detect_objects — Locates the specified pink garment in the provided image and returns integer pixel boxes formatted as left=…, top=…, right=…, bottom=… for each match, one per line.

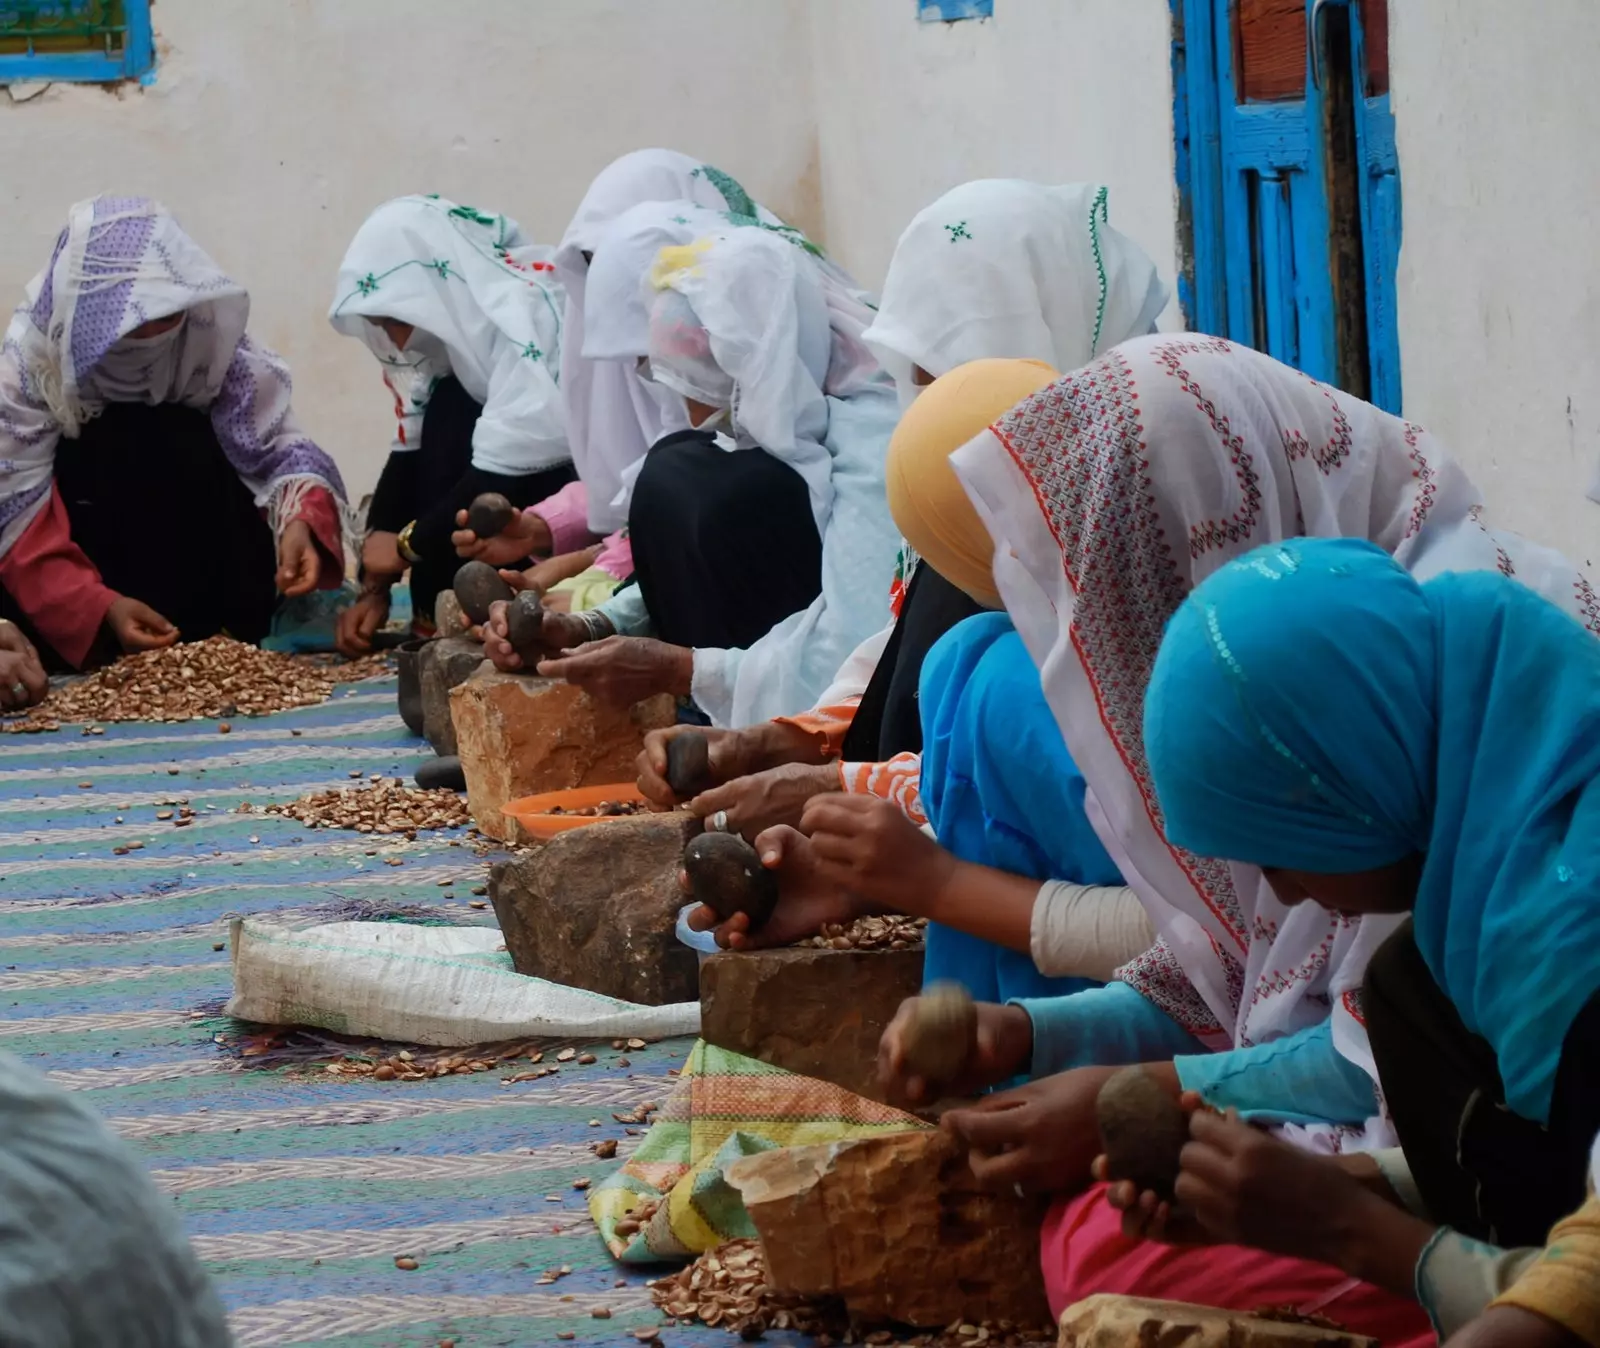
left=0, top=484, right=117, bottom=668
left=1042, top=1185, right=1432, bottom=1347
left=526, top=481, right=632, bottom=579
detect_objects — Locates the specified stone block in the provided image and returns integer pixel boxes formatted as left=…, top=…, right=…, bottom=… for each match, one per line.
left=449, top=668, right=673, bottom=840
left=418, top=637, right=488, bottom=755
left=1058, top=1296, right=1377, bottom=1348
left=489, top=811, right=698, bottom=1005
left=699, top=946, right=924, bottom=1104
left=725, top=1129, right=1051, bottom=1329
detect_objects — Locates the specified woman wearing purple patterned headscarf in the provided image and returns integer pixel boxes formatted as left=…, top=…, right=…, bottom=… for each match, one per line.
left=0, top=195, right=351, bottom=670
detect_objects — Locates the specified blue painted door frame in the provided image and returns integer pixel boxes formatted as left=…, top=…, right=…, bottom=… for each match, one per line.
left=1172, top=0, right=1402, bottom=412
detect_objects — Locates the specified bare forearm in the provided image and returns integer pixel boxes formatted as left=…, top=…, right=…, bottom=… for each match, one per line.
left=920, top=861, right=1042, bottom=954
left=747, top=719, right=838, bottom=771
left=1330, top=1188, right=1437, bottom=1300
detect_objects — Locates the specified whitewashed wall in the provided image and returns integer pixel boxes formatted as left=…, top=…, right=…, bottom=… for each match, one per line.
left=805, top=0, right=1181, bottom=321
left=0, top=0, right=1594, bottom=565
left=1388, top=0, right=1600, bottom=567
left=0, top=0, right=820, bottom=497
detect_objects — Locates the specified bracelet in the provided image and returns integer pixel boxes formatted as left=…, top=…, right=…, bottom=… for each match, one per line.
left=576, top=610, right=613, bottom=644
left=396, top=520, right=420, bottom=565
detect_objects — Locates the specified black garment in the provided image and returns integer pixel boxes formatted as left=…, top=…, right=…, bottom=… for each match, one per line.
left=0, top=401, right=278, bottom=670
left=1364, top=919, right=1600, bottom=1245
left=841, top=563, right=986, bottom=762
left=366, top=375, right=577, bottom=620
left=627, top=429, right=823, bottom=651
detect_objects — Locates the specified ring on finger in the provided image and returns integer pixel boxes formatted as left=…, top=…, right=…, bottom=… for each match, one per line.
left=708, top=809, right=730, bottom=833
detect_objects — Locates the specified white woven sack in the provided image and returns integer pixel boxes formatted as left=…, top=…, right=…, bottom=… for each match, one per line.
left=224, top=918, right=700, bottom=1046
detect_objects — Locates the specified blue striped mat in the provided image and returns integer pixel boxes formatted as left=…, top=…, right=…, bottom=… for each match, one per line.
left=0, top=673, right=746, bottom=1348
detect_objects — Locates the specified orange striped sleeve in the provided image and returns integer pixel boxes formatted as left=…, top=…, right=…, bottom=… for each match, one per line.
left=839, top=751, right=926, bottom=827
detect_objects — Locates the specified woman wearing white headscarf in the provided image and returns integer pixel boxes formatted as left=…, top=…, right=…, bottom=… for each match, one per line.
left=328, top=194, right=574, bottom=652
left=642, top=181, right=1168, bottom=835
left=502, top=226, right=900, bottom=727
left=0, top=195, right=350, bottom=671
left=873, top=335, right=1595, bottom=1181
left=549, top=149, right=880, bottom=539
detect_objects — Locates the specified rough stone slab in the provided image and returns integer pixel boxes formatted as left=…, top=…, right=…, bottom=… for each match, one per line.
left=418, top=637, right=488, bottom=756
left=1058, top=1296, right=1378, bottom=1348
left=699, top=946, right=924, bottom=1104
left=726, top=1129, right=1051, bottom=1328
left=449, top=669, right=674, bottom=840
left=488, top=811, right=699, bottom=1006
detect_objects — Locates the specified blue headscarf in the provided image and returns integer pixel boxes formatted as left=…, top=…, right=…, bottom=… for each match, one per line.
left=1144, top=537, right=1600, bottom=1123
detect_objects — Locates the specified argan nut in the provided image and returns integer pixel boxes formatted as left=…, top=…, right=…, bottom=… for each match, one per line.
left=665, top=731, right=714, bottom=799
left=504, top=590, right=546, bottom=658
left=394, top=1255, right=419, bottom=1271
left=900, top=982, right=978, bottom=1087
left=682, top=832, right=777, bottom=929
left=1095, top=1064, right=1190, bottom=1201
left=466, top=491, right=517, bottom=539
left=452, top=560, right=514, bottom=625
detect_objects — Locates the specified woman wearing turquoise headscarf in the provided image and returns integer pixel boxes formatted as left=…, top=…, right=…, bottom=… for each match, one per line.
left=1143, top=535, right=1600, bottom=1249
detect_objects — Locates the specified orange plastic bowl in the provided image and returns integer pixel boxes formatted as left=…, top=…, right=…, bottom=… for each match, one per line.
left=502, top=783, right=650, bottom=840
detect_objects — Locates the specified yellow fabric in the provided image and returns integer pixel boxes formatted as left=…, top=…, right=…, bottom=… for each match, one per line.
left=1493, top=1196, right=1600, bottom=1346
left=547, top=564, right=623, bottom=614
left=884, top=357, right=1059, bottom=608
left=649, top=240, right=712, bottom=290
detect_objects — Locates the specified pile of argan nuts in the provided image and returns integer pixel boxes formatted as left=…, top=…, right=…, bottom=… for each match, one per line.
left=3, top=636, right=389, bottom=732
left=259, top=780, right=469, bottom=834
left=650, top=1241, right=1050, bottom=1347
left=800, top=914, right=927, bottom=952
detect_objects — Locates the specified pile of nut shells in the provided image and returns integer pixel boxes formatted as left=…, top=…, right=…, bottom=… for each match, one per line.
left=261, top=781, right=469, bottom=834
left=650, top=1241, right=1050, bottom=1347
left=2, top=637, right=389, bottom=732
left=799, top=914, right=927, bottom=952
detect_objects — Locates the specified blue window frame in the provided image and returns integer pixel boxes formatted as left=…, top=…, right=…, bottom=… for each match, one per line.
left=1171, top=0, right=1400, bottom=412
left=0, top=1, right=154, bottom=84
left=917, top=1, right=993, bottom=22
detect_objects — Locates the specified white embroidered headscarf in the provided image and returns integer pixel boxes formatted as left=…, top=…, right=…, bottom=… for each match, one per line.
left=0, top=195, right=350, bottom=559
left=952, top=335, right=1598, bottom=1080
left=556, top=150, right=882, bottom=532
left=329, top=195, right=568, bottom=476
left=863, top=180, right=1169, bottom=405
left=646, top=231, right=836, bottom=530
left=623, top=230, right=901, bottom=728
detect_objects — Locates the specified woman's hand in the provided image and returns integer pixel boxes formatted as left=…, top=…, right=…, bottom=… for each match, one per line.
left=689, top=763, right=843, bottom=838
left=941, top=1066, right=1120, bottom=1196
left=275, top=519, right=322, bottom=597
left=878, top=997, right=1034, bottom=1105
left=537, top=635, right=692, bottom=705
left=683, top=824, right=867, bottom=951
left=482, top=602, right=596, bottom=672
left=638, top=720, right=834, bottom=809
left=801, top=794, right=957, bottom=913
left=637, top=725, right=750, bottom=806
left=451, top=508, right=552, bottom=566
left=335, top=590, right=390, bottom=658
left=0, top=621, right=47, bottom=709
left=104, top=596, right=179, bottom=653
left=361, top=530, right=405, bottom=578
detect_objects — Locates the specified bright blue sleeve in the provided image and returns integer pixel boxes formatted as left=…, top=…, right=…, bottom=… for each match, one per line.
left=596, top=585, right=652, bottom=638
left=1175, top=1019, right=1377, bottom=1125
left=1014, top=980, right=1203, bottom=1078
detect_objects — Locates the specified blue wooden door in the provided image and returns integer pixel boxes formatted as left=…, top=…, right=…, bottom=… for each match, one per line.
left=1174, top=0, right=1401, bottom=411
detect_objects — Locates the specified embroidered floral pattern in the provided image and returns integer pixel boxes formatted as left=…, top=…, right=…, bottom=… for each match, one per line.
left=356, top=273, right=379, bottom=296
left=944, top=220, right=973, bottom=242
left=521, top=342, right=543, bottom=361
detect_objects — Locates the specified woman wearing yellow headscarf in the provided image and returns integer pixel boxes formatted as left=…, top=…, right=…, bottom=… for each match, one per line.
left=683, top=359, right=1155, bottom=1013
